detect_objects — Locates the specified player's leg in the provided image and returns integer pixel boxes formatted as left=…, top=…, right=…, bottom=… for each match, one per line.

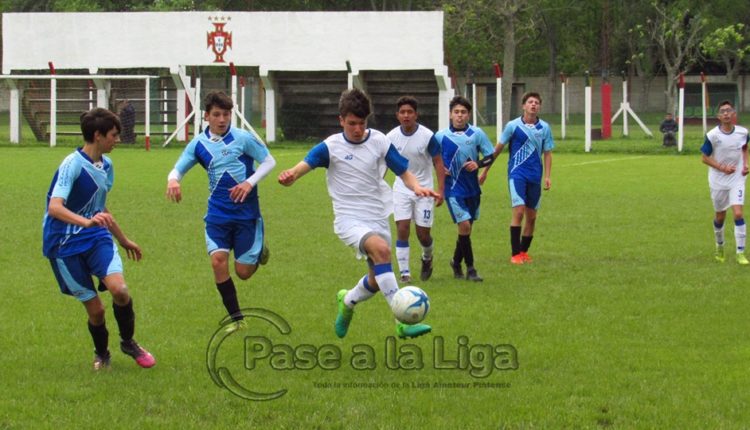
left=94, top=240, right=155, bottom=368
left=509, top=178, right=527, bottom=264
left=49, top=254, right=110, bottom=369
left=446, top=197, right=470, bottom=278
left=520, top=182, right=542, bottom=263
left=729, top=184, right=747, bottom=264
left=711, top=188, right=729, bottom=262
left=206, top=223, right=245, bottom=330
left=234, top=218, right=265, bottom=280
left=414, top=196, right=435, bottom=281
left=394, top=192, right=414, bottom=282
left=460, top=196, right=482, bottom=282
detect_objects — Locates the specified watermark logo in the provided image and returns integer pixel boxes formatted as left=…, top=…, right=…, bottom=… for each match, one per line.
left=206, top=308, right=518, bottom=401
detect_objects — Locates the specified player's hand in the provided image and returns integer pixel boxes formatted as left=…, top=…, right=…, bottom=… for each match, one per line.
left=414, top=185, right=440, bottom=199
left=722, top=163, right=737, bottom=174
left=229, top=181, right=253, bottom=203
left=166, top=179, right=182, bottom=203
left=119, top=238, right=142, bottom=261
left=278, top=170, right=297, bottom=186
left=544, top=177, right=552, bottom=190
left=88, top=212, right=114, bottom=228
left=479, top=170, right=488, bottom=185
left=434, top=192, right=444, bottom=207
left=463, top=160, right=479, bottom=172
left=743, top=165, right=749, bottom=176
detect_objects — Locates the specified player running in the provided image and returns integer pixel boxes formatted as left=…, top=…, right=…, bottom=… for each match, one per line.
left=388, top=96, right=445, bottom=283
left=43, top=108, right=155, bottom=370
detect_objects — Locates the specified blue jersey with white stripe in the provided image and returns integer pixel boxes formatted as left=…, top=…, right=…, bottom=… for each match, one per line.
left=436, top=125, right=494, bottom=198
left=172, top=126, right=270, bottom=224
left=501, top=116, right=555, bottom=182
left=43, top=148, right=113, bottom=258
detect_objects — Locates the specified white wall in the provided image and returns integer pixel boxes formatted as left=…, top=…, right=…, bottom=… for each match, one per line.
left=2, top=11, right=444, bottom=74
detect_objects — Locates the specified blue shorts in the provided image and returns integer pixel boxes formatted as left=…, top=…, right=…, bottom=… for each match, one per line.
left=446, top=196, right=481, bottom=224
left=509, top=178, right=542, bottom=210
left=49, top=237, right=123, bottom=302
left=205, top=217, right=265, bottom=265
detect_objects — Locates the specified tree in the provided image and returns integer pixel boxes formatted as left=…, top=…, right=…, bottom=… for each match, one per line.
left=701, top=24, right=750, bottom=81
left=647, top=0, right=706, bottom=113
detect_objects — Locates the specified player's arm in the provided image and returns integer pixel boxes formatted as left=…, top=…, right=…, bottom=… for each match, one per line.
left=543, top=150, right=552, bottom=190
left=229, top=153, right=277, bottom=203
left=47, top=198, right=114, bottom=229
left=400, top=170, right=440, bottom=199
left=102, top=208, right=142, bottom=261
left=166, top=143, right=199, bottom=203
left=742, top=143, right=749, bottom=176
left=432, top=154, right=446, bottom=206
left=278, top=161, right=312, bottom=186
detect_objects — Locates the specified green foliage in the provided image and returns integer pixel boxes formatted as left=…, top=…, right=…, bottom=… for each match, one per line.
left=702, top=24, right=750, bottom=62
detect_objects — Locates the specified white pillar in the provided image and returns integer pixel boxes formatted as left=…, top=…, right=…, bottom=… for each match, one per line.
left=584, top=85, right=592, bottom=152
left=472, top=82, right=477, bottom=125
left=622, top=79, right=629, bottom=137
left=496, top=76, right=502, bottom=142
left=193, top=77, right=202, bottom=137
left=435, top=67, right=452, bottom=132
left=260, top=68, right=276, bottom=143
left=144, top=77, right=151, bottom=150
left=8, top=80, right=21, bottom=144
left=560, top=80, right=566, bottom=140
left=701, top=75, right=708, bottom=135
left=678, top=86, right=685, bottom=152
left=50, top=77, right=57, bottom=147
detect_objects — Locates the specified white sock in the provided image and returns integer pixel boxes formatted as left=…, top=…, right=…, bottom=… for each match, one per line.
left=421, top=240, right=434, bottom=260
left=735, top=219, right=746, bottom=253
left=395, top=240, right=410, bottom=275
left=714, top=220, right=725, bottom=245
left=344, top=276, right=376, bottom=308
left=373, top=263, right=399, bottom=307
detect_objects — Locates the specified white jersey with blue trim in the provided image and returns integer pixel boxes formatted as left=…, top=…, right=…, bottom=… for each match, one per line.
left=172, top=126, right=270, bottom=223
left=43, top=148, right=113, bottom=258
left=304, top=129, right=408, bottom=220
left=701, top=125, right=749, bottom=190
left=436, top=124, right=494, bottom=198
left=388, top=124, right=440, bottom=196
left=500, top=116, right=555, bottom=182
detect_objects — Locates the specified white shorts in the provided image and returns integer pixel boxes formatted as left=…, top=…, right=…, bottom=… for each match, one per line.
left=333, top=217, right=392, bottom=259
left=711, top=184, right=745, bottom=211
left=393, top=191, right=435, bottom=227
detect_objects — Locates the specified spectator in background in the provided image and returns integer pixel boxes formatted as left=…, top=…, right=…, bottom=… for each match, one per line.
left=660, top=113, right=678, bottom=147
left=119, top=100, right=137, bottom=144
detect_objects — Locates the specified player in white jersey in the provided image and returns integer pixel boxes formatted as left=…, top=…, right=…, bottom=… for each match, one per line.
left=388, top=96, right=445, bottom=283
left=279, top=89, right=439, bottom=339
left=700, top=100, right=750, bottom=264
left=43, top=108, right=155, bottom=370
left=166, top=92, right=276, bottom=333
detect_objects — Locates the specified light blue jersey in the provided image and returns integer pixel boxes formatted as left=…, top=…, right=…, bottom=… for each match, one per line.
left=501, top=117, right=555, bottom=182
left=436, top=125, right=494, bottom=198
left=43, top=148, right=113, bottom=258
left=172, top=126, right=270, bottom=224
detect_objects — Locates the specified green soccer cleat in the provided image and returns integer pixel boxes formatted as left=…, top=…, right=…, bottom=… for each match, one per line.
left=715, top=244, right=725, bottom=263
left=737, top=253, right=749, bottom=265
left=396, top=322, right=432, bottom=339
left=224, top=319, right=248, bottom=334
left=334, top=289, right=354, bottom=338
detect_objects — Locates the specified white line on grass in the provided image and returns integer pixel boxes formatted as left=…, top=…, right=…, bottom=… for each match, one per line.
left=560, top=156, right=646, bottom=167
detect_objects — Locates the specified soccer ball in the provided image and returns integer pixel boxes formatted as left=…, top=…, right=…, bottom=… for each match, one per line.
left=391, top=286, right=430, bottom=324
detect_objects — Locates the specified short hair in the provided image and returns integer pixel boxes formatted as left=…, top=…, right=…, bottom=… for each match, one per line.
left=396, top=95, right=418, bottom=111
left=203, top=91, right=234, bottom=113
left=339, top=88, right=372, bottom=119
left=80, top=108, right=121, bottom=143
left=718, top=99, right=734, bottom=110
left=449, top=95, right=472, bottom=112
left=522, top=92, right=542, bottom=104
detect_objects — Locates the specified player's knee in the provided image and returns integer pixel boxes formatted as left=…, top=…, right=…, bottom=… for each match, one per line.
left=87, top=303, right=105, bottom=325
left=110, top=284, right=131, bottom=305
left=211, top=253, right=229, bottom=271
left=369, top=245, right=392, bottom=263
left=236, top=265, right=257, bottom=280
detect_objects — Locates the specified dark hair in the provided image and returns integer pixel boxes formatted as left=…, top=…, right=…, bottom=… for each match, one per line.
left=522, top=92, right=542, bottom=104
left=80, top=108, right=121, bottom=143
left=449, top=95, right=472, bottom=112
left=203, top=91, right=234, bottom=113
left=718, top=99, right=734, bottom=110
left=396, top=95, right=418, bottom=111
left=339, top=88, right=372, bottom=119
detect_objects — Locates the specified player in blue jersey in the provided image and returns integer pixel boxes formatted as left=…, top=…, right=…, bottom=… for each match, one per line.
left=43, top=108, right=155, bottom=370
left=437, top=96, right=495, bottom=282
left=483, top=92, right=554, bottom=265
left=700, top=100, right=750, bottom=264
left=388, top=96, right=445, bottom=283
left=278, top=88, right=439, bottom=339
left=166, top=92, right=276, bottom=332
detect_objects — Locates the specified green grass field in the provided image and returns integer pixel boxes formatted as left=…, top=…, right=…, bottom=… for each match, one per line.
left=2, top=122, right=749, bottom=429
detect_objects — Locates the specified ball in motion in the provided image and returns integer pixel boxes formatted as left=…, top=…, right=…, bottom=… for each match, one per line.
left=391, top=286, right=430, bottom=324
